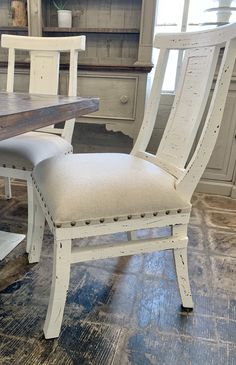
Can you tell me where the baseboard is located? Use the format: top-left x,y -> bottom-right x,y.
231,186 -> 236,199
196,179 -> 233,196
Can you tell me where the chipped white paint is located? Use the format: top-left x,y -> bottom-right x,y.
28,192 -> 45,264
71,236 -> 187,264
173,225 -> 193,308
177,38 -> 236,200
30,23 -> 236,339
157,47 -> 219,169
43,239 -> 71,339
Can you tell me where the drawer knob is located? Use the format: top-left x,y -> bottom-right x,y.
120,95 -> 129,104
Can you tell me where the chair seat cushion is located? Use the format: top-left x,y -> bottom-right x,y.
32,153 -> 191,227
0,132 -> 72,171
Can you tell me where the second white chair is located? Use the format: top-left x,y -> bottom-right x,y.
0,34 -> 85,252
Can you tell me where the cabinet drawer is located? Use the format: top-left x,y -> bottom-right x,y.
77,74 -> 138,121
0,69 -> 29,92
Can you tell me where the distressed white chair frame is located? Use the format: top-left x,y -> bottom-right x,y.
0,35 -> 85,252
30,24 -> 236,339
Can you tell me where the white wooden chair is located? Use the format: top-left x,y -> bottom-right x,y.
29,23 -> 236,339
0,34 -> 85,252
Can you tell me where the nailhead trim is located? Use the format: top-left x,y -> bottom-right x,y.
2,162 -> 32,171
0,148 -> 72,172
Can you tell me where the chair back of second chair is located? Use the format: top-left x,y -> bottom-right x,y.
1,35 -> 86,143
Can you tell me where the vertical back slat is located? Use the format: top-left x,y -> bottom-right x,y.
6,48 -> 15,92
29,51 -> 60,135
29,51 -> 60,95
176,39 -> 236,199
157,46 -> 219,169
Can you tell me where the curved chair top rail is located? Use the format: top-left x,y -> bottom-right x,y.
154,22 -> 236,49
1,34 -> 86,52
1,34 -> 85,142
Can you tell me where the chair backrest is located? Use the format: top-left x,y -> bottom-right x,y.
1,34 -> 86,143
132,23 -> 236,201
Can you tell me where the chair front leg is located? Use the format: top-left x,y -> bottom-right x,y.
28,189 -> 45,263
173,225 -> 193,310
43,238 -> 72,339
4,177 -> 12,200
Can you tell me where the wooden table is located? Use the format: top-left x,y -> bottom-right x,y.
0,92 -> 99,260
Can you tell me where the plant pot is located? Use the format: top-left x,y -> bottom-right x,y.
11,0 -> 27,26
213,0 -> 233,6
57,10 -> 72,28
216,9 -> 232,22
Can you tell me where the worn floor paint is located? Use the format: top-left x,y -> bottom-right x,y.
0,124 -> 236,365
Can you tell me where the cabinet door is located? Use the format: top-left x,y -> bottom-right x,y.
0,0 -> 10,27
202,91 -> 236,182
0,69 -> 29,92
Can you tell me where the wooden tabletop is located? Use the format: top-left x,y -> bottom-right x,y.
0,92 -> 99,141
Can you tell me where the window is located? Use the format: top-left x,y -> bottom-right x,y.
155,0 -> 236,91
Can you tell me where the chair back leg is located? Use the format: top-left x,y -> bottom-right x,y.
4,177 -> 12,200
28,190 -> 45,263
127,231 -> 137,241
26,179 -> 34,253
43,238 -> 72,339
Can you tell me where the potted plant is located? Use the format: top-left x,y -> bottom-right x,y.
53,1 -> 72,28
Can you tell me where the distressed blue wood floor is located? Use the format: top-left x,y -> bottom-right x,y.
0,124 -> 236,365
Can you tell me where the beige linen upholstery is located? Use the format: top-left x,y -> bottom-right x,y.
32,153 -> 191,227
0,132 -> 73,171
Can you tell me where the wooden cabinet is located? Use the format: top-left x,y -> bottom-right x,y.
197,83 -> 236,197
42,0 -> 156,138
0,0 -> 157,139
0,0 -> 10,27
40,0 -> 157,138
59,73 -> 148,138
